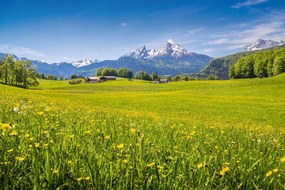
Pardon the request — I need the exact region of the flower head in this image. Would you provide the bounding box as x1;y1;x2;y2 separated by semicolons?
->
220;166;230;176
2;123;10;131
117;143;124;149
266;171;273;177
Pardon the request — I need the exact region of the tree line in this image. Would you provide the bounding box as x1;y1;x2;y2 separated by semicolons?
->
96;68;133;78
0;54;38;88
229;48;285;78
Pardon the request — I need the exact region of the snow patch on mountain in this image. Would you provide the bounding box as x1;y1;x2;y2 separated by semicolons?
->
72;58;99;67
124;39;197;59
245;39;285;51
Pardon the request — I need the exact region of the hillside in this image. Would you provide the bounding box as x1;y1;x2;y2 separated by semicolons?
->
200;44;285;79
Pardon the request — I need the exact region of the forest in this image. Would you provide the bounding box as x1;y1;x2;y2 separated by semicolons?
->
229;48;285;78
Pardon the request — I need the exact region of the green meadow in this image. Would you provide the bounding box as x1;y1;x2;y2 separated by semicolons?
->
1;74;285;189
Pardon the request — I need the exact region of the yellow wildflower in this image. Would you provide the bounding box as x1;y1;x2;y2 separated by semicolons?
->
130;128;136;134
117;143;124;149
266;171;273;177
2;123;10;131
34;143;40;148
85;176;91;181
7;149;13;153
37;112;44;116
157;165;164;171
24;134;30;138
43;144;49;148
77;177;83;182
220;166;230;176
123;159;128;164
10;130;18;136
273;169;279;173
280;157;285;162
105;135;110;140
197;162;206;168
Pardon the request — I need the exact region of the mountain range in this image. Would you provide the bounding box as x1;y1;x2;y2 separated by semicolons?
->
0;39;212;77
0;39;284;78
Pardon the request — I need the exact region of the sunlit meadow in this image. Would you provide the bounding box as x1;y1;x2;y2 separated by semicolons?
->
1;74;285;189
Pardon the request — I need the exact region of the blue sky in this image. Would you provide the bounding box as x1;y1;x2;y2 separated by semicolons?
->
0;0;285;63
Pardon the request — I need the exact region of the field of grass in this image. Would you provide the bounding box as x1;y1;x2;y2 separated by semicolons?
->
1;74;285;189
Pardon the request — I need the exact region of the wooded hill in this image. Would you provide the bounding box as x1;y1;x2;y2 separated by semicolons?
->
200;45;285;79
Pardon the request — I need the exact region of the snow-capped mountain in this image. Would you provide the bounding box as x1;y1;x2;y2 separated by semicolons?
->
124;39;198;59
72;58;99;67
245;39;285;51
0;39;212;77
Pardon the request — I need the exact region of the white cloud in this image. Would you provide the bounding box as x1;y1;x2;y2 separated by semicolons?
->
203;14;285;51
232;0;268;9
0;44;45;58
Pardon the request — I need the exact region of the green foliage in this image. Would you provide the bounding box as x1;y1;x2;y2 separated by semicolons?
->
134;71;152;81
200;52;250;79
96;68;118;77
117;68;133;78
273;56;285;76
0;54;38;88
229;47;285;79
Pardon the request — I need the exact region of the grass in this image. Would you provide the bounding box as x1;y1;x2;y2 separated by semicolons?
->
1;74;285;189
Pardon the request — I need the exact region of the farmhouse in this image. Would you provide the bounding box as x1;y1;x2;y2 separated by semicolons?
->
85;77;100;83
100;76;116;81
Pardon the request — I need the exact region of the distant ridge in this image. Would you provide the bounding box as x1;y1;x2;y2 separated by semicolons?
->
245;39;285;51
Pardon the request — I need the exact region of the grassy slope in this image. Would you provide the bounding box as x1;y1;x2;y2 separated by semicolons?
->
2;74;285;129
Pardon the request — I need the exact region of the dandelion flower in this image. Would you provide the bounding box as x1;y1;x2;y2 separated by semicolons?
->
273;169;279;173
77;177;83;182
157;165;164;171
2;123;10;131
266;171;273;177
280;157;285;162
123;159;128;164
10;130;18;136
85;176;91;181
117;143;124;149
37;112;44;116
130;128;136;134
34;143;40;148
197;162;206;169
105;135;110;140
220;166;230;176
